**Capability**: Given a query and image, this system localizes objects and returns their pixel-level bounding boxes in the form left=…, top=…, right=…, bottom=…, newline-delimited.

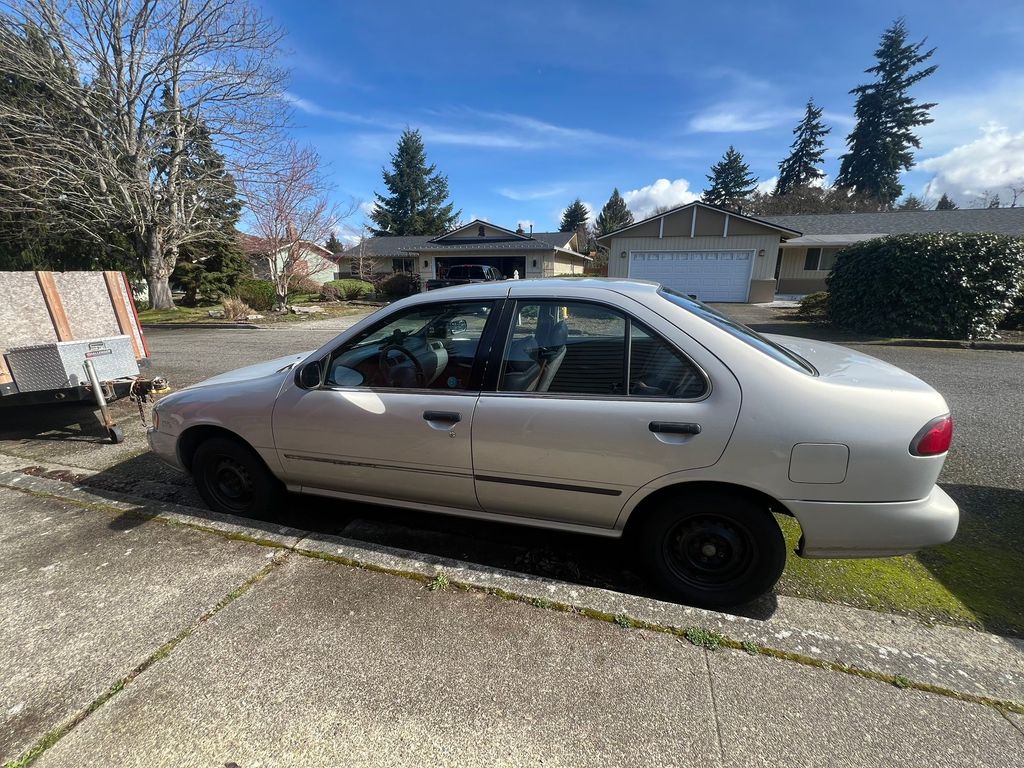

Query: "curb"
left=0, top=463, right=1021, bottom=708
left=142, top=322, right=259, bottom=330
left=864, top=339, right=1024, bottom=351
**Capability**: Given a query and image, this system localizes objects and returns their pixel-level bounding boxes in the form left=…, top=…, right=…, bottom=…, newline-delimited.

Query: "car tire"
left=192, top=436, right=283, bottom=518
left=637, top=490, right=786, bottom=608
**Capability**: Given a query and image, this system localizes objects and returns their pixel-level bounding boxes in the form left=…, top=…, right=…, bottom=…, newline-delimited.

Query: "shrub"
left=235, top=278, right=276, bottom=311
left=1000, top=295, right=1024, bottom=330
left=827, top=234, right=1024, bottom=340
left=326, top=279, right=375, bottom=300
left=377, top=272, right=420, bottom=298
left=318, top=283, right=341, bottom=302
left=795, top=291, right=830, bottom=321
left=288, top=276, right=322, bottom=296
left=221, top=296, right=253, bottom=320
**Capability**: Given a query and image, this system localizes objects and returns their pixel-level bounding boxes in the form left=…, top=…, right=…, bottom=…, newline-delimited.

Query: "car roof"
left=414, top=277, right=663, bottom=300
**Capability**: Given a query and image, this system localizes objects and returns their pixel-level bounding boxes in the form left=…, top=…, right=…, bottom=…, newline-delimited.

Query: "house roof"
left=781, top=233, right=887, bottom=247
left=237, top=233, right=335, bottom=259
left=428, top=219, right=532, bottom=243
left=594, top=201, right=802, bottom=241
left=341, top=231, right=578, bottom=258
left=764, top=207, right=1024, bottom=238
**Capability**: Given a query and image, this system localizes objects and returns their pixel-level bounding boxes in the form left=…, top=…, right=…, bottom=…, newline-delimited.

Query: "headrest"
left=537, top=319, right=568, bottom=348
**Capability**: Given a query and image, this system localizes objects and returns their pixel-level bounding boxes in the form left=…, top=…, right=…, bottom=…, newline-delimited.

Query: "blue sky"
left=262, top=0, right=1024, bottom=240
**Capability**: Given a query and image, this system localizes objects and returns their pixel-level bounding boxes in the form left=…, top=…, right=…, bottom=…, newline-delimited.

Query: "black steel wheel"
left=638, top=490, right=786, bottom=607
left=193, top=437, right=282, bottom=517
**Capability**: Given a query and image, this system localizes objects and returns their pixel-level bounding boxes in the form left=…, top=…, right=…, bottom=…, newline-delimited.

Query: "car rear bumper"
left=147, top=427, right=184, bottom=471
left=785, top=485, right=959, bottom=559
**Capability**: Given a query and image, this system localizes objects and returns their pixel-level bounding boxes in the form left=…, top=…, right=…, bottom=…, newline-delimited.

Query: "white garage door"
left=629, top=251, right=755, bottom=302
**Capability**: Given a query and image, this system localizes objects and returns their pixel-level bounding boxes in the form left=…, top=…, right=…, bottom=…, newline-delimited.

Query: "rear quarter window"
left=659, top=288, right=816, bottom=375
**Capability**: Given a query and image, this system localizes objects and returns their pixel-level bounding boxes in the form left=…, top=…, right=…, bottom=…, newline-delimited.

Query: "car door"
left=471, top=295, right=742, bottom=528
left=272, top=298, right=500, bottom=509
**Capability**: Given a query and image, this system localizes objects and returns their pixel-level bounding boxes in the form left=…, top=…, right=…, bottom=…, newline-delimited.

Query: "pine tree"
left=703, top=146, right=757, bottom=209
left=594, top=188, right=634, bottom=236
left=935, top=193, right=957, bottom=210
left=896, top=194, right=927, bottom=210
left=559, top=198, right=590, bottom=232
left=325, top=233, right=344, bottom=253
left=369, top=129, right=460, bottom=236
left=835, top=19, right=938, bottom=206
left=775, top=99, right=829, bottom=196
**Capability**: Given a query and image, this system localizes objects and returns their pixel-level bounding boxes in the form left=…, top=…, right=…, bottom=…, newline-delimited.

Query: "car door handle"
left=423, top=410, right=461, bottom=424
left=649, top=421, right=701, bottom=435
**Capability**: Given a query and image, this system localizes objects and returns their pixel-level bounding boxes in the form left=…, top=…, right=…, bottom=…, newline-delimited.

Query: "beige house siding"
left=776, top=247, right=842, bottom=294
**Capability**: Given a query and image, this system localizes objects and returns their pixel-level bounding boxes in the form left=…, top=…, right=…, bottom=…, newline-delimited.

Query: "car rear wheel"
left=192, top=437, right=283, bottom=518
left=638, top=490, right=786, bottom=607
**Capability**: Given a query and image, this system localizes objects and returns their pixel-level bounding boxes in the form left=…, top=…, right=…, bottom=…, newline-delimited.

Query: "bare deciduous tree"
left=239, top=143, right=350, bottom=307
left=0, top=0, right=287, bottom=308
left=348, top=230, right=382, bottom=284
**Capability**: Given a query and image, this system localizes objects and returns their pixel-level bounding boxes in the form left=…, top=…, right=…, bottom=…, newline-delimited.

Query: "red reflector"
left=910, top=415, right=953, bottom=456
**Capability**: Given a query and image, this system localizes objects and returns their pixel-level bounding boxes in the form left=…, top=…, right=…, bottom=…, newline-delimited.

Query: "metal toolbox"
left=4, top=336, right=140, bottom=392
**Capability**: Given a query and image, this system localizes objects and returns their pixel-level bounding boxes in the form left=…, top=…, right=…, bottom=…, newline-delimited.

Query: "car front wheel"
left=638, top=490, right=787, bottom=608
left=192, top=437, right=283, bottom=518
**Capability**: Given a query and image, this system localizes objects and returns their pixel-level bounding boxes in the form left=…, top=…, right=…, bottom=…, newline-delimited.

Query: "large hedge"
left=234, top=278, right=276, bottom=311
left=827, top=233, right=1024, bottom=339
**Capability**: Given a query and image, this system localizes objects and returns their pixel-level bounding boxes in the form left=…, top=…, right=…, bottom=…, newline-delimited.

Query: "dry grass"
left=221, top=296, right=253, bottom=320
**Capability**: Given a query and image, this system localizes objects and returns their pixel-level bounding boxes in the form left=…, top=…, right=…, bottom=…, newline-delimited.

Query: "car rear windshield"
left=659, top=288, right=816, bottom=375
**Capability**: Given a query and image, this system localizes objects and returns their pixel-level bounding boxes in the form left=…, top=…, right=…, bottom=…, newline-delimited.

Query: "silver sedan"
left=148, top=279, right=958, bottom=606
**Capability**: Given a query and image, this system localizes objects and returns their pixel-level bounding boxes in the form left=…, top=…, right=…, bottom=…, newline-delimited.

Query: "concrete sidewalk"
left=2, top=483, right=1021, bottom=767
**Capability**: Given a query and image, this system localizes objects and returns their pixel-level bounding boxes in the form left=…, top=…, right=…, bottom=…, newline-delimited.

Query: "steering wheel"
left=378, top=343, right=425, bottom=387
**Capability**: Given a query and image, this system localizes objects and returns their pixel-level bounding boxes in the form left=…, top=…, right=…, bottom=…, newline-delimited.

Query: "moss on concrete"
left=775, top=515, right=1024, bottom=637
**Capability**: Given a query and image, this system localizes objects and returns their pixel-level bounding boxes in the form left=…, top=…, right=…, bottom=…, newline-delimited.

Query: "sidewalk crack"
left=1001, top=708, right=1024, bottom=739
left=3, top=553, right=288, bottom=768
left=703, top=649, right=727, bottom=768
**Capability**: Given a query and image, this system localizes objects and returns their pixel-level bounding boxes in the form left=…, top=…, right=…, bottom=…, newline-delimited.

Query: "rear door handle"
left=423, top=410, right=461, bottom=424
left=649, top=421, right=701, bottom=435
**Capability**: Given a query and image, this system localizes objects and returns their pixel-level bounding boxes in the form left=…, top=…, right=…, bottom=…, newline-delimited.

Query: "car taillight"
left=910, top=415, right=953, bottom=456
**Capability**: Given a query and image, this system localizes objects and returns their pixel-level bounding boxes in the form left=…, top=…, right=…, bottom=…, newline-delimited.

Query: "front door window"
left=325, top=301, right=495, bottom=391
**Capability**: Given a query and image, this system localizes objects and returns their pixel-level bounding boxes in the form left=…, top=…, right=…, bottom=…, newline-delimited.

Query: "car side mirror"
left=449, top=318, right=468, bottom=334
left=297, top=360, right=323, bottom=389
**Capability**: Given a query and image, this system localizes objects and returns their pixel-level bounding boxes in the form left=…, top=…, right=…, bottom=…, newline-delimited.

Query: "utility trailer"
left=0, top=271, right=167, bottom=443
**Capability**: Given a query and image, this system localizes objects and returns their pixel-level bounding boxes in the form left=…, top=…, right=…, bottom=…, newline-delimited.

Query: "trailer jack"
left=84, top=358, right=122, bottom=443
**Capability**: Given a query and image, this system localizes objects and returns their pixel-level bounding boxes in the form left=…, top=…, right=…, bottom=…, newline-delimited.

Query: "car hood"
left=187, top=351, right=313, bottom=390
left=766, top=334, right=937, bottom=394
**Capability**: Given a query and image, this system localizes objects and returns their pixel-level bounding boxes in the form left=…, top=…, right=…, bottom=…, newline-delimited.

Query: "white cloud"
left=754, top=176, right=778, bottom=195
left=516, top=219, right=536, bottom=232
left=622, top=178, right=700, bottom=218
left=358, top=200, right=377, bottom=217
left=689, top=107, right=796, bottom=133
left=920, top=124, right=1024, bottom=199
left=496, top=184, right=567, bottom=201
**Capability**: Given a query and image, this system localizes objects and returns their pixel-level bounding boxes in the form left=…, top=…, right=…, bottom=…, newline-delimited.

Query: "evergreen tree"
left=775, top=99, right=829, bottom=196
left=559, top=198, right=590, bottom=232
left=835, top=19, right=938, bottom=206
left=897, top=194, right=927, bottom=210
left=702, top=146, right=757, bottom=209
left=325, top=233, right=344, bottom=253
left=935, top=193, right=958, bottom=210
left=159, top=108, right=246, bottom=305
left=369, top=129, right=460, bottom=236
left=594, top=188, right=634, bottom=236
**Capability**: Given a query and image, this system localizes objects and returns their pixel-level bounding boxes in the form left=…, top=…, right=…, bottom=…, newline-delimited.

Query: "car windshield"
left=659, top=288, right=816, bottom=375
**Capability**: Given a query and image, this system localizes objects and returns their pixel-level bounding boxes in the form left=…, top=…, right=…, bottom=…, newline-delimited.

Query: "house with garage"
left=764, top=207, right=1024, bottom=295
left=596, top=202, right=801, bottom=303
left=598, top=202, right=1024, bottom=302
left=337, top=220, right=592, bottom=284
